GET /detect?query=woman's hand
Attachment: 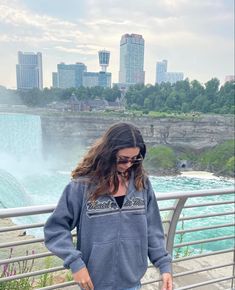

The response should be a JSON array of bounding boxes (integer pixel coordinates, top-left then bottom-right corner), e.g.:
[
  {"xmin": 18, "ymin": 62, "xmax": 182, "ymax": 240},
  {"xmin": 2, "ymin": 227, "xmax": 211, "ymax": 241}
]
[
  {"xmin": 161, "ymin": 272, "xmax": 173, "ymax": 290},
  {"xmin": 72, "ymin": 267, "xmax": 94, "ymax": 290}
]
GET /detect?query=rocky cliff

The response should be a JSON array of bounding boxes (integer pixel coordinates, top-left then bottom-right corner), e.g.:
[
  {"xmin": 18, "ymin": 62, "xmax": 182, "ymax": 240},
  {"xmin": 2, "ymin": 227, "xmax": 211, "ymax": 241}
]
[{"xmin": 40, "ymin": 113, "xmax": 234, "ymax": 152}]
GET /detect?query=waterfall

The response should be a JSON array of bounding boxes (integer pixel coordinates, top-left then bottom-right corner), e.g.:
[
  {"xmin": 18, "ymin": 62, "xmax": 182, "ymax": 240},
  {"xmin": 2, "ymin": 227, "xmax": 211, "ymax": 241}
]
[
  {"xmin": 0, "ymin": 113, "xmax": 43, "ymax": 177},
  {"xmin": 0, "ymin": 169, "xmax": 30, "ymax": 208},
  {"xmin": 0, "ymin": 113, "xmax": 42, "ymax": 159},
  {"xmin": 0, "ymin": 113, "xmax": 43, "ymax": 208}
]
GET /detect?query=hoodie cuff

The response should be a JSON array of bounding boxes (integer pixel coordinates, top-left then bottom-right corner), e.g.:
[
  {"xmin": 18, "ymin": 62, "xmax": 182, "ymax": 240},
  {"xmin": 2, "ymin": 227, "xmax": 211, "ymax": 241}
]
[
  {"xmin": 159, "ymin": 262, "xmax": 172, "ymax": 275},
  {"xmin": 69, "ymin": 258, "xmax": 86, "ymax": 273}
]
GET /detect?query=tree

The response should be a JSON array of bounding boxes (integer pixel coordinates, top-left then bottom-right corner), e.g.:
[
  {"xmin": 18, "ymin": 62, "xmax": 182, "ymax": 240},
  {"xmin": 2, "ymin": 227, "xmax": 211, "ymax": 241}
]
[
  {"xmin": 145, "ymin": 145, "xmax": 177, "ymax": 169},
  {"xmin": 204, "ymin": 78, "xmax": 220, "ymax": 102},
  {"xmin": 190, "ymin": 80, "xmax": 205, "ymax": 102}
]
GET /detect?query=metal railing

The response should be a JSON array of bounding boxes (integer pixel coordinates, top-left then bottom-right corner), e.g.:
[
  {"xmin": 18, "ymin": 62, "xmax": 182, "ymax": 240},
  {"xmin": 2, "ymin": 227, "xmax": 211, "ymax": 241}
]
[{"xmin": 0, "ymin": 187, "xmax": 234, "ymax": 289}]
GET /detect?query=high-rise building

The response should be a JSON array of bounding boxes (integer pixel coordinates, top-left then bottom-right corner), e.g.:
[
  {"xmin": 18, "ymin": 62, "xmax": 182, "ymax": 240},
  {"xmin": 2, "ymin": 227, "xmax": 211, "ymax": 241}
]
[
  {"xmin": 119, "ymin": 34, "xmax": 145, "ymax": 85},
  {"xmin": 156, "ymin": 60, "xmax": 184, "ymax": 84},
  {"xmin": 52, "ymin": 72, "xmax": 58, "ymax": 88},
  {"xmin": 57, "ymin": 62, "xmax": 87, "ymax": 89},
  {"xmin": 156, "ymin": 60, "xmax": 167, "ymax": 84},
  {"xmin": 16, "ymin": 51, "xmax": 43, "ymax": 90}
]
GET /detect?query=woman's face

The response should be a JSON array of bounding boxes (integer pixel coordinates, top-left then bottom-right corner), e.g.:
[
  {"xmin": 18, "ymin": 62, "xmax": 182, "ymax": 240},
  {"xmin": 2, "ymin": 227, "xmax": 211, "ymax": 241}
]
[{"xmin": 116, "ymin": 147, "xmax": 141, "ymax": 173}]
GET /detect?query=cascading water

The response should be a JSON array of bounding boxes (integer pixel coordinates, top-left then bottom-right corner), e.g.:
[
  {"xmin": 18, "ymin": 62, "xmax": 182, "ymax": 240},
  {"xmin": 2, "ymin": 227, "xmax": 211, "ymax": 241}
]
[
  {"xmin": 0, "ymin": 113, "xmax": 49, "ymax": 234},
  {"xmin": 0, "ymin": 169, "xmax": 30, "ymax": 208},
  {"xmin": 0, "ymin": 113, "xmax": 71, "ymax": 211},
  {"xmin": 0, "ymin": 113, "xmax": 47, "ymax": 209},
  {"xmin": 0, "ymin": 113, "xmax": 43, "ymax": 178}
]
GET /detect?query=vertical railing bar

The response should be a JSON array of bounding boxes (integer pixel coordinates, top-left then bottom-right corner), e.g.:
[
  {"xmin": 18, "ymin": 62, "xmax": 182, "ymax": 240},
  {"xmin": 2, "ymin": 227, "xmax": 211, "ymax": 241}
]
[
  {"xmin": 231, "ymin": 248, "xmax": 235, "ymax": 289},
  {"xmin": 166, "ymin": 197, "xmax": 187, "ymax": 255}
]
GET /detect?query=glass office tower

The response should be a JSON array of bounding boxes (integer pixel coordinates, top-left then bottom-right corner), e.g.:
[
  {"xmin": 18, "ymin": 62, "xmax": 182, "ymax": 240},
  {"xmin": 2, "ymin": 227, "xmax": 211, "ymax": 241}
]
[
  {"xmin": 156, "ymin": 60, "xmax": 168, "ymax": 84},
  {"xmin": 57, "ymin": 62, "xmax": 87, "ymax": 89},
  {"xmin": 16, "ymin": 51, "xmax": 43, "ymax": 90},
  {"xmin": 119, "ymin": 34, "xmax": 145, "ymax": 85}
]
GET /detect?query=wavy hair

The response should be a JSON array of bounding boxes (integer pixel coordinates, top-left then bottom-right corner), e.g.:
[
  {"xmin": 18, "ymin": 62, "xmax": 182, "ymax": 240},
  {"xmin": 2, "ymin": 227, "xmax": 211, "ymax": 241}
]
[{"xmin": 71, "ymin": 122, "xmax": 147, "ymax": 200}]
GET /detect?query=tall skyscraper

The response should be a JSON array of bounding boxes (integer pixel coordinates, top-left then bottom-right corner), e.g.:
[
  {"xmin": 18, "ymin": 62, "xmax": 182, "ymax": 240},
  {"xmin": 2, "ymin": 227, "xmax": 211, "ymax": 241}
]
[
  {"xmin": 156, "ymin": 60, "xmax": 184, "ymax": 84},
  {"xmin": 16, "ymin": 51, "xmax": 43, "ymax": 90},
  {"xmin": 119, "ymin": 34, "xmax": 145, "ymax": 85}
]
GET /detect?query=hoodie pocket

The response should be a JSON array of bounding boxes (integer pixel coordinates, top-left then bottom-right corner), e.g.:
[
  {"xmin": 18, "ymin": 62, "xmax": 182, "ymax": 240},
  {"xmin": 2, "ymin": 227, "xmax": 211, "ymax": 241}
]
[
  {"xmin": 119, "ymin": 238, "xmax": 147, "ymax": 284},
  {"xmin": 87, "ymin": 241, "xmax": 114, "ymax": 286}
]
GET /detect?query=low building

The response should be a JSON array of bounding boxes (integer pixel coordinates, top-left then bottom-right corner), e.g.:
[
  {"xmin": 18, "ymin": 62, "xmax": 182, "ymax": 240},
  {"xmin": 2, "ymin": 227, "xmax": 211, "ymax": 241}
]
[{"xmin": 83, "ymin": 71, "xmax": 111, "ymax": 88}]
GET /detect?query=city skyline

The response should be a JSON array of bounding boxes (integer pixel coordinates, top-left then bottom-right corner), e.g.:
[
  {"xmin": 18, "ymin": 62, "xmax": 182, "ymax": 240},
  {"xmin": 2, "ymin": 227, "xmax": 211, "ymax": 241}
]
[{"xmin": 0, "ymin": 0, "xmax": 234, "ymax": 89}]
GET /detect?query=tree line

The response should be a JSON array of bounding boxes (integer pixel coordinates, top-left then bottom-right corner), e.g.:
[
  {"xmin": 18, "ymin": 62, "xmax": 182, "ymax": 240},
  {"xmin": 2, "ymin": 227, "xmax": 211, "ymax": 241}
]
[
  {"xmin": 125, "ymin": 78, "xmax": 234, "ymax": 114},
  {"xmin": 0, "ymin": 77, "xmax": 234, "ymax": 114}
]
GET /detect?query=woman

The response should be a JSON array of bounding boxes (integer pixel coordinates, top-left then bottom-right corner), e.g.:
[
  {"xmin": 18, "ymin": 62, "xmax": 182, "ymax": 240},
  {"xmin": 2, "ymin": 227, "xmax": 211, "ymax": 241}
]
[{"xmin": 44, "ymin": 122, "xmax": 173, "ymax": 290}]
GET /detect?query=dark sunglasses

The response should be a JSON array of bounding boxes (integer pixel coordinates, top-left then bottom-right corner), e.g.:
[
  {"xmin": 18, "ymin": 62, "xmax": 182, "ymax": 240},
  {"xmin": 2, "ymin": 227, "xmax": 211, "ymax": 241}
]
[{"xmin": 116, "ymin": 156, "xmax": 143, "ymax": 165}]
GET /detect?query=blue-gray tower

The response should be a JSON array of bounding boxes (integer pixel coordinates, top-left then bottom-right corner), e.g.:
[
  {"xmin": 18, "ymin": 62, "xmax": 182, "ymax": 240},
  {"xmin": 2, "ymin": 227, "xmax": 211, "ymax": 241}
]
[
  {"xmin": 98, "ymin": 50, "xmax": 110, "ymax": 72},
  {"xmin": 16, "ymin": 51, "xmax": 43, "ymax": 90},
  {"xmin": 119, "ymin": 34, "xmax": 145, "ymax": 85}
]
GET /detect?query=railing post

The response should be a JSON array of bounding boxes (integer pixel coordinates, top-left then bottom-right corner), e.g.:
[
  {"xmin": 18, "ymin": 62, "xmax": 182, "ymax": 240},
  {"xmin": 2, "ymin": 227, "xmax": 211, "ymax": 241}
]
[
  {"xmin": 232, "ymin": 248, "xmax": 235, "ymax": 289},
  {"xmin": 166, "ymin": 197, "xmax": 187, "ymax": 256}
]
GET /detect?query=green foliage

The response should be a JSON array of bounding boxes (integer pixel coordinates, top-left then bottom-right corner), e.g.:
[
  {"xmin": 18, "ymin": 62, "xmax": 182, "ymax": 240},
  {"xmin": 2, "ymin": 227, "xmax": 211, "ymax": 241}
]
[
  {"xmin": 1, "ymin": 77, "xmax": 233, "ymax": 114},
  {"xmin": 36, "ymin": 256, "xmax": 53, "ymax": 287},
  {"xmin": 198, "ymin": 140, "xmax": 235, "ymax": 176},
  {"xmin": 174, "ymin": 217, "xmax": 202, "ymax": 259},
  {"xmin": 225, "ymin": 156, "xmax": 235, "ymax": 175},
  {"xmin": 145, "ymin": 145, "xmax": 177, "ymax": 169},
  {"xmin": 124, "ymin": 78, "xmax": 234, "ymax": 114},
  {"xmin": 65, "ymin": 270, "xmax": 73, "ymax": 282}
]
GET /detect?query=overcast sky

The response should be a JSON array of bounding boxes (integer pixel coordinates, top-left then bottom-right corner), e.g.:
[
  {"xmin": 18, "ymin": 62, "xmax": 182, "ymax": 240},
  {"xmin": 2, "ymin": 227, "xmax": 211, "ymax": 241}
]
[{"xmin": 0, "ymin": 0, "xmax": 234, "ymax": 89}]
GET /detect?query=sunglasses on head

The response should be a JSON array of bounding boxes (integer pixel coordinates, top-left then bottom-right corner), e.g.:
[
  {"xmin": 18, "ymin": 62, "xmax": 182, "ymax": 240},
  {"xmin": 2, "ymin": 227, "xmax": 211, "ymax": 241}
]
[{"xmin": 116, "ymin": 156, "xmax": 143, "ymax": 165}]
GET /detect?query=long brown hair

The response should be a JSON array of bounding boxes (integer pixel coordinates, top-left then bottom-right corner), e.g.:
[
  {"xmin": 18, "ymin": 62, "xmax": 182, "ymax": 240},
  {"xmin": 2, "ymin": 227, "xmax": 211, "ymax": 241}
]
[{"xmin": 71, "ymin": 122, "xmax": 147, "ymax": 199}]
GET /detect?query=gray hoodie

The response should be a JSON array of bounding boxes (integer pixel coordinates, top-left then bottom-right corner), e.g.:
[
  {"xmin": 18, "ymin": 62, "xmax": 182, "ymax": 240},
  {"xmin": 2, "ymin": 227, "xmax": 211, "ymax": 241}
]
[{"xmin": 44, "ymin": 173, "xmax": 172, "ymax": 290}]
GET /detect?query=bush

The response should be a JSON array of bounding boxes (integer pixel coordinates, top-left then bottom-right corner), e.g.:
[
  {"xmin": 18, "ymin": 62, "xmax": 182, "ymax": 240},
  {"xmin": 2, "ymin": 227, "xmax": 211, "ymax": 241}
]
[
  {"xmin": 198, "ymin": 140, "xmax": 235, "ymax": 176},
  {"xmin": 0, "ymin": 248, "xmax": 35, "ymax": 290},
  {"xmin": 145, "ymin": 145, "xmax": 177, "ymax": 170}
]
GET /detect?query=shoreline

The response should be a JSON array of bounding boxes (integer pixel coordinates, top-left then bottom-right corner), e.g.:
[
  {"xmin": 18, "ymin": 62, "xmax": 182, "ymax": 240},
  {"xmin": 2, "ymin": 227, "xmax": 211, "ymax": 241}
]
[
  {"xmin": 148, "ymin": 169, "xmax": 234, "ymax": 182},
  {"xmin": 180, "ymin": 170, "xmax": 234, "ymax": 182}
]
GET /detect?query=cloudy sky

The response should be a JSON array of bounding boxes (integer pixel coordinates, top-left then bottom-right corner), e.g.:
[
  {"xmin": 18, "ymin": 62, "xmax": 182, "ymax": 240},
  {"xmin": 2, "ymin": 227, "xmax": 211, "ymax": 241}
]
[{"xmin": 0, "ymin": 0, "xmax": 234, "ymax": 89}]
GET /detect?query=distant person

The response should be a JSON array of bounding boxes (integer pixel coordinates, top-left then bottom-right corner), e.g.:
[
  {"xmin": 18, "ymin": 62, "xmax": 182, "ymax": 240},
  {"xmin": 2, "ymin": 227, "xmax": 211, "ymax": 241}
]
[{"xmin": 44, "ymin": 122, "xmax": 173, "ymax": 290}]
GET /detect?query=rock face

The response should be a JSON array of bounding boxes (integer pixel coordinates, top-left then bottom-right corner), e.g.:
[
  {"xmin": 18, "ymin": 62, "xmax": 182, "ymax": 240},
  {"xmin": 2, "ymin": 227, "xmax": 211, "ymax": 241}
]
[{"xmin": 40, "ymin": 113, "xmax": 234, "ymax": 152}]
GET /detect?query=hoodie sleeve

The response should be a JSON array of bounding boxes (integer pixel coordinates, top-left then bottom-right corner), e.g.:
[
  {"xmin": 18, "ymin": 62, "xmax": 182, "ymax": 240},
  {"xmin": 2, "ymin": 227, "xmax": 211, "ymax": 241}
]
[
  {"xmin": 44, "ymin": 180, "xmax": 86, "ymax": 273},
  {"xmin": 146, "ymin": 178, "xmax": 172, "ymax": 274}
]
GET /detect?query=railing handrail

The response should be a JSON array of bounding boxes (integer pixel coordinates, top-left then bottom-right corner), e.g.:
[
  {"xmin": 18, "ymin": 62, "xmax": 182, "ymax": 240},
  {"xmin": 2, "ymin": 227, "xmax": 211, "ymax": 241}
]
[
  {"xmin": 0, "ymin": 187, "xmax": 234, "ymax": 218},
  {"xmin": 0, "ymin": 186, "xmax": 234, "ymax": 289}
]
